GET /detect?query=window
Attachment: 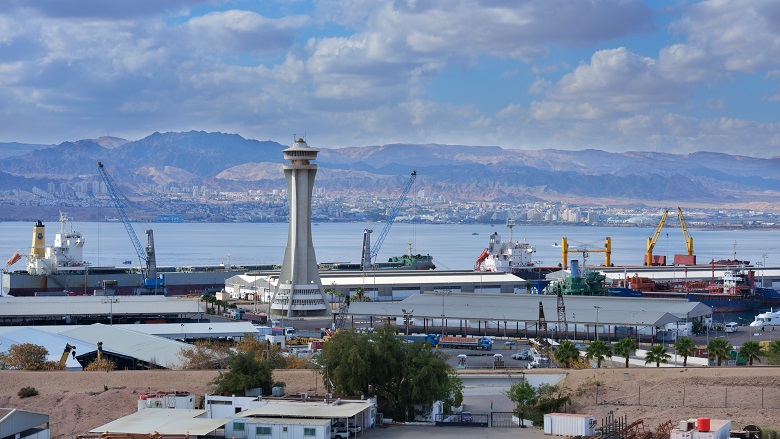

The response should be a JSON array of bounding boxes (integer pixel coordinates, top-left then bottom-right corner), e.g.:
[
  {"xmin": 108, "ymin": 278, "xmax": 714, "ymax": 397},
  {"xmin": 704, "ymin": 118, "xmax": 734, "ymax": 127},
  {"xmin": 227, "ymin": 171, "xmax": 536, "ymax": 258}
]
[
  {"xmin": 255, "ymin": 427, "xmax": 271, "ymax": 436},
  {"xmin": 233, "ymin": 422, "xmax": 245, "ymax": 431},
  {"xmin": 304, "ymin": 428, "xmax": 316, "ymax": 436}
]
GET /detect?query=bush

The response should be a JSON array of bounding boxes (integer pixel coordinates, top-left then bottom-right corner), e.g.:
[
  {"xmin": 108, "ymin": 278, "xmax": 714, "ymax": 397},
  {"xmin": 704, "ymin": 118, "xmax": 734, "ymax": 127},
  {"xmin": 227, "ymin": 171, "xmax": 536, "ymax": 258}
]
[{"xmin": 18, "ymin": 387, "xmax": 39, "ymax": 398}]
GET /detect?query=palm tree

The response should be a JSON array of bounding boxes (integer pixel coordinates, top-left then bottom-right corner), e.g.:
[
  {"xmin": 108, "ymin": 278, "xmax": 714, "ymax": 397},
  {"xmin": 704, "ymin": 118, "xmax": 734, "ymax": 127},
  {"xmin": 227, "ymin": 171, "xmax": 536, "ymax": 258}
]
[
  {"xmin": 766, "ymin": 340, "xmax": 780, "ymax": 365},
  {"xmin": 614, "ymin": 337, "xmax": 638, "ymax": 368},
  {"xmin": 644, "ymin": 345, "xmax": 670, "ymax": 367},
  {"xmin": 585, "ymin": 340, "xmax": 612, "ymax": 368},
  {"xmin": 553, "ymin": 340, "xmax": 580, "ymax": 368},
  {"xmin": 739, "ymin": 340, "xmax": 763, "ymax": 366},
  {"xmin": 674, "ymin": 337, "xmax": 697, "ymax": 367},
  {"xmin": 706, "ymin": 338, "xmax": 732, "ymax": 366}
]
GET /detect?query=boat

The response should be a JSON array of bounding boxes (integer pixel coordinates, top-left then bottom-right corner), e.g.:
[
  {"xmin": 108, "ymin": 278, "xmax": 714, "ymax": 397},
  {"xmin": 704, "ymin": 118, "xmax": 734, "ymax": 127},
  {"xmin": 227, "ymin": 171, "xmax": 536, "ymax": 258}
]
[
  {"xmin": 749, "ymin": 309, "xmax": 780, "ymax": 328},
  {"xmin": 474, "ymin": 222, "xmax": 560, "ymax": 293},
  {"xmin": 1, "ymin": 215, "xmax": 274, "ymax": 297},
  {"xmin": 608, "ymin": 267, "xmax": 763, "ymax": 313}
]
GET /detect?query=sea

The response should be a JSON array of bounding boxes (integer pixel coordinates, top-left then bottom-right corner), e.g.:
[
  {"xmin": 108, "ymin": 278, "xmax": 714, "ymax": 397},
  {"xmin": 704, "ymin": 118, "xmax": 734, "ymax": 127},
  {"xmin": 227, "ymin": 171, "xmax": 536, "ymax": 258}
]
[{"xmin": 0, "ymin": 220, "xmax": 777, "ymax": 320}]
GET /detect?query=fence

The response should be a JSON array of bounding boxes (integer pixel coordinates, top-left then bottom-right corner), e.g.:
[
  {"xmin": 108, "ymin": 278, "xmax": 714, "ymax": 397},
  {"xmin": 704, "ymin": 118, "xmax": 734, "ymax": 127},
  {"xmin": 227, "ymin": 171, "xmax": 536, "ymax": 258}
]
[{"xmin": 599, "ymin": 384, "xmax": 780, "ymax": 410}]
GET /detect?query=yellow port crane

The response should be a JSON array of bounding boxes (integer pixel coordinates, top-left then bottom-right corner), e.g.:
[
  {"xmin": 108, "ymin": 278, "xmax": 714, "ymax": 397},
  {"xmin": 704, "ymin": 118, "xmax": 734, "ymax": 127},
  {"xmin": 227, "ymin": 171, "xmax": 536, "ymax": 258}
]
[
  {"xmin": 561, "ymin": 237, "xmax": 612, "ymax": 270},
  {"xmin": 59, "ymin": 343, "xmax": 76, "ymax": 369},
  {"xmin": 645, "ymin": 207, "xmax": 694, "ymax": 266}
]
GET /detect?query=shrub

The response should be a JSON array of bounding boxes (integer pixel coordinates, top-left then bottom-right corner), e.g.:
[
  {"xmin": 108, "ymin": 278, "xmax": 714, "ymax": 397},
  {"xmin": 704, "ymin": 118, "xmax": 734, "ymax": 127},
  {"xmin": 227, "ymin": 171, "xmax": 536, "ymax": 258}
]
[{"xmin": 18, "ymin": 387, "xmax": 39, "ymax": 398}]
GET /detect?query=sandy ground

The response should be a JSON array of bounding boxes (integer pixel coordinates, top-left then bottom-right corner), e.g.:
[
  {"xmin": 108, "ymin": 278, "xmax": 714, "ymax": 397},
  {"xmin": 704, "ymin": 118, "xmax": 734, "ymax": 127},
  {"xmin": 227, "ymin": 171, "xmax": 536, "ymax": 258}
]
[{"xmin": 2, "ymin": 366, "xmax": 780, "ymax": 438}]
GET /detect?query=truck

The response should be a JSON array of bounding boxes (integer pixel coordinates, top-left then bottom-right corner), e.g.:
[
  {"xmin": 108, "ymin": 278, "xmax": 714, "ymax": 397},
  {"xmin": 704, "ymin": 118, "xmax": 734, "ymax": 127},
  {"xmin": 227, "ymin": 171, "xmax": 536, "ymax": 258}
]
[
  {"xmin": 438, "ymin": 335, "xmax": 493, "ymax": 351},
  {"xmin": 403, "ymin": 334, "xmax": 440, "ymax": 347},
  {"xmin": 272, "ymin": 326, "xmax": 297, "ymax": 339}
]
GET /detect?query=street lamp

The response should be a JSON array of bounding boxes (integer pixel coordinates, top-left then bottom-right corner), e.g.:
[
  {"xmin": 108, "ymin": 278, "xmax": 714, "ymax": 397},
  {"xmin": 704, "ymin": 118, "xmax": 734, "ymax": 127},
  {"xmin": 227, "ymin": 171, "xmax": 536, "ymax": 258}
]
[
  {"xmin": 402, "ymin": 308, "xmax": 414, "ymax": 337},
  {"xmin": 594, "ymin": 306, "xmax": 602, "ymax": 341},
  {"xmin": 762, "ymin": 253, "xmax": 768, "ymax": 287}
]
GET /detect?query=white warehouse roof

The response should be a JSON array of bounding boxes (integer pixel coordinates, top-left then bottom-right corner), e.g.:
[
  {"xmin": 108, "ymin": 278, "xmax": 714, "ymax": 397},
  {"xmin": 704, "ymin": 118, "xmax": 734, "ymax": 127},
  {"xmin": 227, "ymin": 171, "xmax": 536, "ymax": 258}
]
[{"xmin": 91, "ymin": 409, "xmax": 229, "ymax": 435}]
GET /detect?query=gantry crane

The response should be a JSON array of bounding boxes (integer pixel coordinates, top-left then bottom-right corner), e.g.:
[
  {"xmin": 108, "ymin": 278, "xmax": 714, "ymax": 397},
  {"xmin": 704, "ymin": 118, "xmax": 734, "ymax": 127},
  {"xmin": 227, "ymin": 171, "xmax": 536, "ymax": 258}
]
[
  {"xmin": 361, "ymin": 171, "xmax": 417, "ymax": 271},
  {"xmin": 561, "ymin": 237, "xmax": 612, "ymax": 270},
  {"xmin": 97, "ymin": 161, "xmax": 164, "ymax": 291},
  {"xmin": 645, "ymin": 207, "xmax": 695, "ymax": 266}
]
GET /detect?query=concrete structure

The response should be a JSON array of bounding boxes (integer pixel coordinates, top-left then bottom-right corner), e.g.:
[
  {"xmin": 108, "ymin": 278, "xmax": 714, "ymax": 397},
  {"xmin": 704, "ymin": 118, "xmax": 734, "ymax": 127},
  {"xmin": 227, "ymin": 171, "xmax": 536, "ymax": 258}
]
[
  {"xmin": 0, "ymin": 408, "xmax": 50, "ymax": 439},
  {"xmin": 270, "ymin": 138, "xmax": 329, "ymax": 317}
]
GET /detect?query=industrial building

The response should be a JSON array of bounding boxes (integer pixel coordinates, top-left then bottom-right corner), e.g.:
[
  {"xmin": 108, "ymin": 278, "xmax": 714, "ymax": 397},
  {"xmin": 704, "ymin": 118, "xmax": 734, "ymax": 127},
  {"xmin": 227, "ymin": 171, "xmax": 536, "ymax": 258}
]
[
  {"xmin": 346, "ymin": 292, "xmax": 712, "ymax": 340},
  {"xmin": 225, "ymin": 270, "xmax": 530, "ymax": 304},
  {"xmin": 0, "ymin": 408, "xmax": 50, "ymax": 439},
  {"xmin": 85, "ymin": 396, "xmax": 376, "ymax": 439},
  {"xmin": 0, "ymin": 295, "xmax": 204, "ymax": 325}
]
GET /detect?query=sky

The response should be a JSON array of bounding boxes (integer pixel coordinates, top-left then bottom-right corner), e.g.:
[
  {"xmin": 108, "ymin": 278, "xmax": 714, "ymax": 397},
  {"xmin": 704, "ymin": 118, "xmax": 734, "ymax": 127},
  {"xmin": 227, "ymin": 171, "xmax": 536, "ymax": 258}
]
[{"xmin": 0, "ymin": 0, "xmax": 779, "ymax": 157}]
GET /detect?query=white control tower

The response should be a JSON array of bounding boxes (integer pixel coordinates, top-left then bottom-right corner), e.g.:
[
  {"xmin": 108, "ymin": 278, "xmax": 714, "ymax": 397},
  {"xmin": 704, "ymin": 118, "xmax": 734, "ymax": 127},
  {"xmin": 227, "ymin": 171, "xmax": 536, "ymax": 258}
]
[{"xmin": 270, "ymin": 138, "xmax": 330, "ymax": 317}]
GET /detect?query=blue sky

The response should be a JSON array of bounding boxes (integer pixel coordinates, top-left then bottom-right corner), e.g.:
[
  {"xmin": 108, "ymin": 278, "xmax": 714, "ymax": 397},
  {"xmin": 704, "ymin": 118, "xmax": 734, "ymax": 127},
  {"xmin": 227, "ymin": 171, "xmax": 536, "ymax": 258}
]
[{"xmin": 0, "ymin": 0, "xmax": 778, "ymax": 157}]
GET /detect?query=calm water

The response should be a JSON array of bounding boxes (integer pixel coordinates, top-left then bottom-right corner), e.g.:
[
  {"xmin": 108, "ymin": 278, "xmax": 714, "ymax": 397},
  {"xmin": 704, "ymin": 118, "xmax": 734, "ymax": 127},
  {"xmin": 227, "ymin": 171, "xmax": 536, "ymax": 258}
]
[{"xmin": 0, "ymin": 220, "xmax": 775, "ymax": 270}]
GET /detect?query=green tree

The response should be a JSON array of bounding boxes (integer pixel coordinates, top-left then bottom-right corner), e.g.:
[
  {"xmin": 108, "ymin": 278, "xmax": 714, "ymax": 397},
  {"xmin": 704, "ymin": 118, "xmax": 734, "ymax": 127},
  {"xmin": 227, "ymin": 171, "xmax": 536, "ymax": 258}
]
[
  {"xmin": 553, "ymin": 340, "xmax": 580, "ymax": 368},
  {"xmin": 644, "ymin": 345, "xmax": 670, "ymax": 367},
  {"xmin": 211, "ymin": 350, "xmax": 273, "ymax": 395},
  {"xmin": 6, "ymin": 343, "xmax": 49, "ymax": 370},
  {"xmin": 766, "ymin": 340, "xmax": 780, "ymax": 365},
  {"xmin": 739, "ymin": 340, "xmax": 763, "ymax": 366},
  {"xmin": 354, "ymin": 286, "xmax": 365, "ymax": 302},
  {"xmin": 321, "ymin": 325, "xmax": 458, "ymax": 421},
  {"xmin": 614, "ymin": 337, "xmax": 637, "ymax": 368},
  {"xmin": 585, "ymin": 340, "xmax": 612, "ymax": 368},
  {"xmin": 706, "ymin": 338, "xmax": 732, "ymax": 366},
  {"xmin": 504, "ymin": 379, "xmax": 536, "ymax": 418},
  {"xmin": 674, "ymin": 337, "xmax": 696, "ymax": 367}
]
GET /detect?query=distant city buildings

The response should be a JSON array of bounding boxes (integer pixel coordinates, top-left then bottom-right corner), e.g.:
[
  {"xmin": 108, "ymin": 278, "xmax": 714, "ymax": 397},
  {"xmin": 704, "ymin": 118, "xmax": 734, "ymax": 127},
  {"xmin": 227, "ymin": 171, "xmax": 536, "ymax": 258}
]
[{"xmin": 0, "ymin": 178, "xmax": 778, "ymax": 227}]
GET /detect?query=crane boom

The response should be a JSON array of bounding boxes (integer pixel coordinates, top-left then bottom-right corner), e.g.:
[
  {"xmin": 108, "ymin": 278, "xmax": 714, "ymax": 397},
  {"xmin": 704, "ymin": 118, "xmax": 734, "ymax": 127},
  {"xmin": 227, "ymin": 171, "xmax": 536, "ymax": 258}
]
[
  {"xmin": 645, "ymin": 209, "xmax": 669, "ymax": 265},
  {"xmin": 677, "ymin": 207, "xmax": 694, "ymax": 255},
  {"xmin": 97, "ymin": 161, "xmax": 163, "ymax": 289},
  {"xmin": 361, "ymin": 171, "xmax": 417, "ymax": 270}
]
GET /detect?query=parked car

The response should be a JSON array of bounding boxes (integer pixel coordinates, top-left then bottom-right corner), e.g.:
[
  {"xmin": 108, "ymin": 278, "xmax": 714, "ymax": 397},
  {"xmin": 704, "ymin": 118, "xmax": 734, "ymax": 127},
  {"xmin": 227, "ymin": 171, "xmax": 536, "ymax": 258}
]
[
  {"xmin": 511, "ymin": 349, "xmax": 530, "ymax": 360},
  {"xmin": 330, "ymin": 426, "xmax": 350, "ymax": 439},
  {"xmin": 505, "ymin": 340, "xmax": 516, "ymax": 346},
  {"xmin": 332, "ymin": 421, "xmax": 361, "ymax": 435},
  {"xmin": 460, "ymin": 411, "xmax": 473, "ymax": 422}
]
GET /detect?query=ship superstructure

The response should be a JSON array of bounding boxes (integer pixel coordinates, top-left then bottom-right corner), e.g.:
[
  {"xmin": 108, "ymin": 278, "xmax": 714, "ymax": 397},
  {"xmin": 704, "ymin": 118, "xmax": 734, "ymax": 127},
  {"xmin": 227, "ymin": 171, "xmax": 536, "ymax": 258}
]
[{"xmin": 27, "ymin": 212, "xmax": 86, "ymax": 276}]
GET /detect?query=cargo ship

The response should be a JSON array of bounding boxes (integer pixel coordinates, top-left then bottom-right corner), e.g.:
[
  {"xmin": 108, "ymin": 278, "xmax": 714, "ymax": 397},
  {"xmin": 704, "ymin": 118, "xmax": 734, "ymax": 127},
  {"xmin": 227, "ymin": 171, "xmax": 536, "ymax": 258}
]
[
  {"xmin": 608, "ymin": 267, "xmax": 764, "ymax": 313},
  {"xmin": 474, "ymin": 223, "xmax": 560, "ymax": 293},
  {"xmin": 0, "ymin": 215, "xmax": 273, "ymax": 297}
]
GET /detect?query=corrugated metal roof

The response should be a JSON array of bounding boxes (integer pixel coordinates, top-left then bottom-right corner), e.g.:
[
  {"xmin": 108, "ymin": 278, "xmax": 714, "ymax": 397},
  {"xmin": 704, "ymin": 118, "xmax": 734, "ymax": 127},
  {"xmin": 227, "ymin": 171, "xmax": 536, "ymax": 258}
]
[
  {"xmin": 0, "ymin": 296, "xmax": 203, "ymax": 317},
  {"xmin": 0, "ymin": 408, "xmax": 49, "ymax": 439},
  {"xmin": 0, "ymin": 327, "xmax": 94, "ymax": 369},
  {"xmin": 347, "ymin": 292, "xmax": 710, "ymax": 326},
  {"xmin": 90, "ymin": 409, "xmax": 229, "ymax": 435},
  {"xmin": 58, "ymin": 324, "xmax": 191, "ymax": 369},
  {"xmin": 238, "ymin": 401, "xmax": 371, "ymax": 419},
  {"xmin": 317, "ymin": 271, "xmax": 525, "ymax": 286},
  {"xmin": 120, "ymin": 322, "xmax": 259, "ymax": 338}
]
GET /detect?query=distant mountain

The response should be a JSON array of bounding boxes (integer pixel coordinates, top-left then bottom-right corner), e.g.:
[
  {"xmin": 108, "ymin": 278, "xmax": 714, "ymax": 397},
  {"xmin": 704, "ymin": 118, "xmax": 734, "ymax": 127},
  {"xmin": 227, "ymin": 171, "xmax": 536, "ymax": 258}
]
[
  {"xmin": 0, "ymin": 142, "xmax": 54, "ymax": 159},
  {"xmin": 0, "ymin": 131, "xmax": 777, "ymax": 206}
]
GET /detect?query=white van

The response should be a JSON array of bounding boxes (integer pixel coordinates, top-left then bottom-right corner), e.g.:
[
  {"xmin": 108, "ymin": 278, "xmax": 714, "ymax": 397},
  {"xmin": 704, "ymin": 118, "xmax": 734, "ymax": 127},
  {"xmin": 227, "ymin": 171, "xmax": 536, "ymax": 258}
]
[{"xmin": 725, "ymin": 322, "xmax": 739, "ymax": 333}]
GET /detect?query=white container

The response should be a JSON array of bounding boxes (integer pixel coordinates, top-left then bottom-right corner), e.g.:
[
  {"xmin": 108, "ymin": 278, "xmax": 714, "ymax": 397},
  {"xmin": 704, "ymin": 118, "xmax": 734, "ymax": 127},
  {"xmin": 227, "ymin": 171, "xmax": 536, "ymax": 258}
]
[{"xmin": 543, "ymin": 413, "xmax": 597, "ymax": 436}]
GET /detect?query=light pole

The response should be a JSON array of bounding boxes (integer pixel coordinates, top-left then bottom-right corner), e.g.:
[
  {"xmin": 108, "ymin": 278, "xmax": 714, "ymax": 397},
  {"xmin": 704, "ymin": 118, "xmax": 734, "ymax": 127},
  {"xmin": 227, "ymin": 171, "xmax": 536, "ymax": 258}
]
[
  {"xmin": 594, "ymin": 306, "xmax": 602, "ymax": 341},
  {"xmin": 762, "ymin": 253, "xmax": 768, "ymax": 287},
  {"xmin": 402, "ymin": 308, "xmax": 414, "ymax": 338},
  {"xmin": 572, "ymin": 313, "xmax": 576, "ymax": 340}
]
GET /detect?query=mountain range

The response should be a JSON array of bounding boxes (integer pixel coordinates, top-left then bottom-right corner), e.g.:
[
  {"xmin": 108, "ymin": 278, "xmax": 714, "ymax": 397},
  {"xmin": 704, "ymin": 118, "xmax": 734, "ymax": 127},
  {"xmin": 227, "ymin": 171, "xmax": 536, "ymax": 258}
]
[{"xmin": 0, "ymin": 131, "xmax": 778, "ymax": 208}]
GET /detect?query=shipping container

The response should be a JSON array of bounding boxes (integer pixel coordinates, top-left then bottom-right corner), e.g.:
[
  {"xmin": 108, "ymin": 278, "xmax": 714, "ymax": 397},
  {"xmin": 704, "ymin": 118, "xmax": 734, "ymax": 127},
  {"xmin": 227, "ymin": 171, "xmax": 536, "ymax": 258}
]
[{"xmin": 543, "ymin": 413, "xmax": 597, "ymax": 436}]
